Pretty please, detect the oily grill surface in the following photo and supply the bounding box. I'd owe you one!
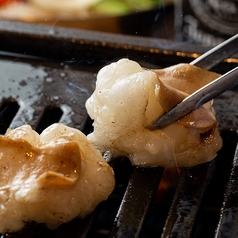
[0,20,238,238]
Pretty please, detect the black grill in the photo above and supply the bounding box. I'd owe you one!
[0,20,238,238]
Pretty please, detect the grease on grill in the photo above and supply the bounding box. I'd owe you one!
[0,58,95,130]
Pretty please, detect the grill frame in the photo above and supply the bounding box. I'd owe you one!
[0,20,238,238]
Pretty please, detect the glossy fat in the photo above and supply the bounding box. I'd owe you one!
[0,123,115,233]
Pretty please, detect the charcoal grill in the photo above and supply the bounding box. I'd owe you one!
[0,20,238,238]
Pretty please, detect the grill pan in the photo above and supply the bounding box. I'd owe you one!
[0,20,238,238]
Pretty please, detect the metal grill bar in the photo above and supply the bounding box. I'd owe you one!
[161,161,215,238]
[109,166,163,238]
[216,139,238,237]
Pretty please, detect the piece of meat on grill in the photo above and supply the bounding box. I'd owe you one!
[85,58,222,167]
[0,123,115,233]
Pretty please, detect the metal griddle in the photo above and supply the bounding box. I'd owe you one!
[0,20,238,238]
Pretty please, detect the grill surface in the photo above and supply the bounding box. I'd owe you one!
[0,20,238,238]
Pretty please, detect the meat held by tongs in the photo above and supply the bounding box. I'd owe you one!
[152,33,238,129]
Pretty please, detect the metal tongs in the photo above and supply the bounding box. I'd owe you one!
[152,33,238,129]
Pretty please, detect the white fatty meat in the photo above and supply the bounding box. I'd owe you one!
[85,58,223,167]
[0,123,115,233]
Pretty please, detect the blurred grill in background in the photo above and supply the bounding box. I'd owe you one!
[0,0,237,45]
[175,0,238,46]
[0,0,175,39]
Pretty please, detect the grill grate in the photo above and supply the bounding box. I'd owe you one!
[109,166,163,238]
[162,130,238,238]
[216,140,238,238]
[0,21,238,238]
